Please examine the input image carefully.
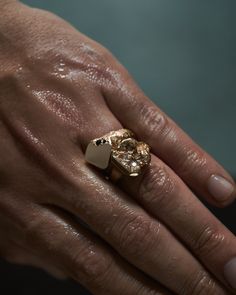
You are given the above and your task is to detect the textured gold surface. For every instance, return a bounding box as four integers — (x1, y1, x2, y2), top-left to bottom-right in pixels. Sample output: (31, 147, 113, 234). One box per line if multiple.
(85, 129, 151, 177)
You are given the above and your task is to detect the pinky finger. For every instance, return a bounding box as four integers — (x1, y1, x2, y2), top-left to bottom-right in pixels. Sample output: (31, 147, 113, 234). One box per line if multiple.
(4, 245, 68, 280)
(13, 204, 170, 295)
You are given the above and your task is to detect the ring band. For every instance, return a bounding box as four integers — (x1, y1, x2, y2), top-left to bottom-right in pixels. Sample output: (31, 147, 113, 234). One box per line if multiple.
(85, 129, 151, 179)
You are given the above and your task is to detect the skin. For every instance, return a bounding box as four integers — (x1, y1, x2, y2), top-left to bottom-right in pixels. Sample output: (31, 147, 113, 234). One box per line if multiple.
(0, 1, 236, 294)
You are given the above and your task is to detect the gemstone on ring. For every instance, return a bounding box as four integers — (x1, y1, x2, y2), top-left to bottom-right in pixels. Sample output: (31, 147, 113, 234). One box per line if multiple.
(85, 129, 151, 177)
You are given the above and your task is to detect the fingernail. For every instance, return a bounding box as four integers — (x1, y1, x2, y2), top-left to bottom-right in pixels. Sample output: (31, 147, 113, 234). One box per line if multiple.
(224, 257, 236, 289)
(208, 174, 235, 201)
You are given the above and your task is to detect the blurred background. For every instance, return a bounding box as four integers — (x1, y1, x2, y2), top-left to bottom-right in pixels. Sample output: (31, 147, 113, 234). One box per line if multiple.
(1, 0, 235, 294)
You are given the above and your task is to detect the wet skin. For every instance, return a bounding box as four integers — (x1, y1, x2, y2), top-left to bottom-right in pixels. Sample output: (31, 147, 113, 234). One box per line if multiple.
(0, 1, 236, 294)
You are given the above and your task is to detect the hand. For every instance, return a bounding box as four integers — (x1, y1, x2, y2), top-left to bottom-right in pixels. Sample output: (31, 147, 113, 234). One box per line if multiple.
(0, 2, 236, 294)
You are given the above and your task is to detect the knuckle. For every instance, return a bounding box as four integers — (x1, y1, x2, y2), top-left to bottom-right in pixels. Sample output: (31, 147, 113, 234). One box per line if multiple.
(192, 225, 226, 257)
(79, 42, 111, 65)
(74, 45, 117, 88)
(118, 215, 159, 257)
(81, 61, 116, 87)
(177, 146, 207, 177)
(182, 270, 217, 295)
(35, 45, 116, 88)
(71, 244, 113, 285)
(22, 212, 60, 251)
(23, 213, 44, 240)
(139, 164, 175, 208)
(137, 102, 170, 139)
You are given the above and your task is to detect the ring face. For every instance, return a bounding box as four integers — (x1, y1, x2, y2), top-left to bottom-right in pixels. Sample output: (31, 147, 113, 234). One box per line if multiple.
(85, 129, 151, 177)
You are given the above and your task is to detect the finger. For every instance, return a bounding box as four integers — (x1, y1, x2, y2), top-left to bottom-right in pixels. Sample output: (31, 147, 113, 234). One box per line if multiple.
(4, 243, 68, 280)
(5, 200, 170, 295)
(52, 161, 228, 294)
(118, 154, 236, 293)
(102, 64, 236, 207)
(0, 216, 67, 279)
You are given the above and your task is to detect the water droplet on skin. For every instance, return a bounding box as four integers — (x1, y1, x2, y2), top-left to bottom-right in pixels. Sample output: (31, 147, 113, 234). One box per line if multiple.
(89, 249, 95, 255)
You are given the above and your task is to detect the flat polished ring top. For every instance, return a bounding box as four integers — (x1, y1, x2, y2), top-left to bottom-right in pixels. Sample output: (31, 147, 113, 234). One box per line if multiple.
(85, 129, 151, 177)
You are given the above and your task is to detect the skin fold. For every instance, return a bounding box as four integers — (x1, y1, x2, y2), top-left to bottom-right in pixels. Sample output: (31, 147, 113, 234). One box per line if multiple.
(0, 1, 236, 294)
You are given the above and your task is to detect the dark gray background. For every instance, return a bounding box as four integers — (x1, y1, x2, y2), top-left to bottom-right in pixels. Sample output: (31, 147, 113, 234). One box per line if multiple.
(2, 1, 236, 294)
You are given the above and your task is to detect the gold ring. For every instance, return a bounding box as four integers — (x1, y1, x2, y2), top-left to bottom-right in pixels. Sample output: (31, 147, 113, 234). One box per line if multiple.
(85, 129, 151, 181)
